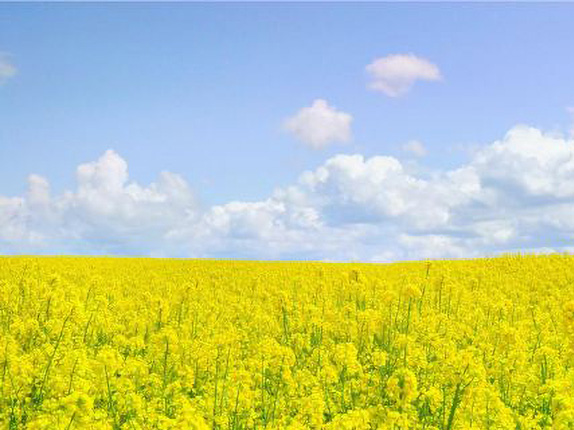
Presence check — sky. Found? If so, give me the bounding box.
[1,3,574,260]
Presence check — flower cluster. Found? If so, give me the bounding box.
[1,254,574,429]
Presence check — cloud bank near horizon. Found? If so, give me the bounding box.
[3,125,574,261]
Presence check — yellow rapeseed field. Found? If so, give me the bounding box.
[1,255,574,429]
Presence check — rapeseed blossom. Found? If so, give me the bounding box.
[1,255,574,429]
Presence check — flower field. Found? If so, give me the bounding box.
[1,256,574,429]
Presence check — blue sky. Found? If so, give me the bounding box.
[1,3,574,260]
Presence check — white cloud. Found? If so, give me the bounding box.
[402,140,427,157]
[0,150,197,254]
[366,54,441,97]
[398,234,475,260]
[184,125,574,260]
[283,99,353,149]
[0,196,28,243]
[296,154,454,229]
[0,53,17,84]
[3,125,574,260]
[471,126,574,199]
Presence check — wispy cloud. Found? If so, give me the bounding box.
[402,140,427,157]
[0,53,17,85]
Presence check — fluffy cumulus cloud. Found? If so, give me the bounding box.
[0,150,197,255]
[3,125,574,260]
[366,54,441,97]
[283,99,353,149]
[0,53,17,84]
